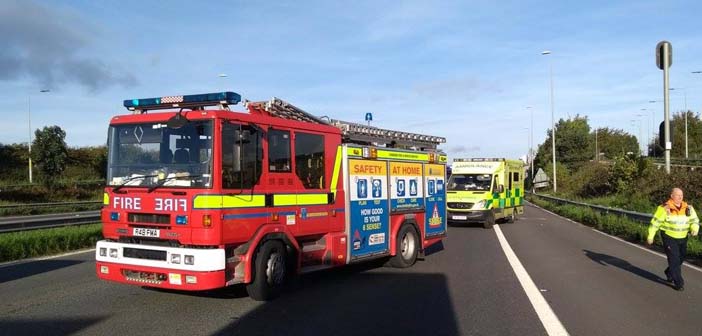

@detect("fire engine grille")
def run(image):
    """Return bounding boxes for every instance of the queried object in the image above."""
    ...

[123,247,167,261]
[447,202,474,209]
[128,213,170,225]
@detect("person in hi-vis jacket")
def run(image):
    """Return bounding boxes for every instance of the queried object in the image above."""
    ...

[647,187,699,291]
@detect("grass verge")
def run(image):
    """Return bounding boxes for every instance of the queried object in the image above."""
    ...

[528,196,702,261]
[0,224,102,263]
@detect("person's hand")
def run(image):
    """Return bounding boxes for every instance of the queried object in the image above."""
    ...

[692,230,699,237]
[646,238,654,245]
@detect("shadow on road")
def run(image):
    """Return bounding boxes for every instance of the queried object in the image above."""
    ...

[583,249,671,287]
[211,260,460,336]
[0,316,107,336]
[0,259,85,284]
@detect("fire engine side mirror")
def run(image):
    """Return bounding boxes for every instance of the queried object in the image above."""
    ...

[497,185,504,193]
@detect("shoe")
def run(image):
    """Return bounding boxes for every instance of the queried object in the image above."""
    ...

[674,285,684,291]
[664,270,673,283]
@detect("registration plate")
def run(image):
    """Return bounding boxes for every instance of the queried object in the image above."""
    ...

[452,215,468,220]
[133,228,160,238]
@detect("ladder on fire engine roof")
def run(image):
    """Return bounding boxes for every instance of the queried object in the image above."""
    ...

[250,97,447,150]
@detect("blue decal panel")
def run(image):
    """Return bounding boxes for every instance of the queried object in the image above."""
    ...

[348,159,389,258]
[390,162,424,212]
[424,164,446,237]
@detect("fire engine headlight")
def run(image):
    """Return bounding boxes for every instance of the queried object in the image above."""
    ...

[109,248,118,258]
[184,255,195,265]
[171,254,181,264]
[99,247,107,257]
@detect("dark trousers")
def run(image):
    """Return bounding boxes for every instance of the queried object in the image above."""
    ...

[662,233,688,287]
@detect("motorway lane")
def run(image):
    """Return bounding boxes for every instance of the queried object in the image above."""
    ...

[0,226,546,335]
[502,203,702,336]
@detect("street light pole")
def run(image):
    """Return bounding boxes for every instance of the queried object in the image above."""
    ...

[27,89,51,184]
[542,50,556,192]
[28,95,32,184]
[526,106,534,182]
[670,87,688,158]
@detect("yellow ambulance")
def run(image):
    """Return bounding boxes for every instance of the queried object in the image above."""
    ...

[446,158,525,228]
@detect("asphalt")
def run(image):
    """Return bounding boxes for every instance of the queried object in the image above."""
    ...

[1,203,700,335]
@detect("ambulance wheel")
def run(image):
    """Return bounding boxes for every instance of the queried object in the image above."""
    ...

[483,211,495,229]
[507,210,516,223]
[246,240,287,301]
[389,224,419,268]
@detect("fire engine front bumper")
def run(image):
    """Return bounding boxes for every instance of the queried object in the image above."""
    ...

[95,240,228,291]
[447,210,488,223]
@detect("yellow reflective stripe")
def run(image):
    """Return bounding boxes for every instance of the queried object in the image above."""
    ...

[376,150,429,162]
[347,147,363,157]
[274,194,329,206]
[103,193,110,205]
[661,226,691,232]
[330,146,342,201]
[297,193,328,205]
[273,194,297,206]
[193,195,266,209]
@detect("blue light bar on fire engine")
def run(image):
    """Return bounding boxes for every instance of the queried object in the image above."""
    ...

[123,92,241,111]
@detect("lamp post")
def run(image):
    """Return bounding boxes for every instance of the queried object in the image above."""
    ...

[669,87,688,158]
[526,106,534,182]
[634,114,645,155]
[541,50,556,193]
[28,89,51,184]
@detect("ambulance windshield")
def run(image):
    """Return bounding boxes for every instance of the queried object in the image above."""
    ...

[447,174,492,191]
[106,120,213,188]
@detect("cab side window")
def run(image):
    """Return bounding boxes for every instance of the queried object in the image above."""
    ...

[295,132,325,189]
[268,129,291,172]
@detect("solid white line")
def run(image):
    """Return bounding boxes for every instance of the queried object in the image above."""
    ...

[0,248,95,268]
[529,202,702,273]
[494,224,569,336]
[589,228,702,273]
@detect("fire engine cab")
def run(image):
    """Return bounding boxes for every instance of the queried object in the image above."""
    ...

[95,92,447,300]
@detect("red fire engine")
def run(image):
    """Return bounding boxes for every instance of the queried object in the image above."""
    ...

[95,92,447,300]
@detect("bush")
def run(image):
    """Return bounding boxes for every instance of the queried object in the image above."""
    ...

[569,161,612,198]
[0,224,102,262]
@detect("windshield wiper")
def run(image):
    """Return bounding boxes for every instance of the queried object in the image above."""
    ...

[147,173,201,193]
[112,174,159,192]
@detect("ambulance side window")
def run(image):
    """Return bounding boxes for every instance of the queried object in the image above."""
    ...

[268,129,291,172]
[295,132,325,189]
[508,172,513,191]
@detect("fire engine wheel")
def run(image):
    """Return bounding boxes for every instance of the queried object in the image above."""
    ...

[483,210,495,229]
[388,224,419,268]
[246,240,287,301]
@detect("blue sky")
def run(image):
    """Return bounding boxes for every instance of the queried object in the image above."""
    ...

[2,0,701,162]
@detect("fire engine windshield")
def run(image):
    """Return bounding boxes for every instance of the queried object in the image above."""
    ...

[447,174,493,191]
[106,120,213,188]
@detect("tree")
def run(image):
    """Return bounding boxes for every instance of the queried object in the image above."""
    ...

[591,127,638,160]
[534,115,592,173]
[32,126,68,187]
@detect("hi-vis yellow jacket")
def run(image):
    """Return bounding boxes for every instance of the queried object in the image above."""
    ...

[648,201,700,240]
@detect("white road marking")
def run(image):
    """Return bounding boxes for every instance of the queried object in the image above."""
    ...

[529,203,702,273]
[494,224,569,336]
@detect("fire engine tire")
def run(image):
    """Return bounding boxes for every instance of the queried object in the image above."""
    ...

[388,224,419,268]
[246,240,287,301]
[483,211,495,229]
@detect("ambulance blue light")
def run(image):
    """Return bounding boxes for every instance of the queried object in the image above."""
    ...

[110,212,119,221]
[123,92,241,110]
[176,215,188,225]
